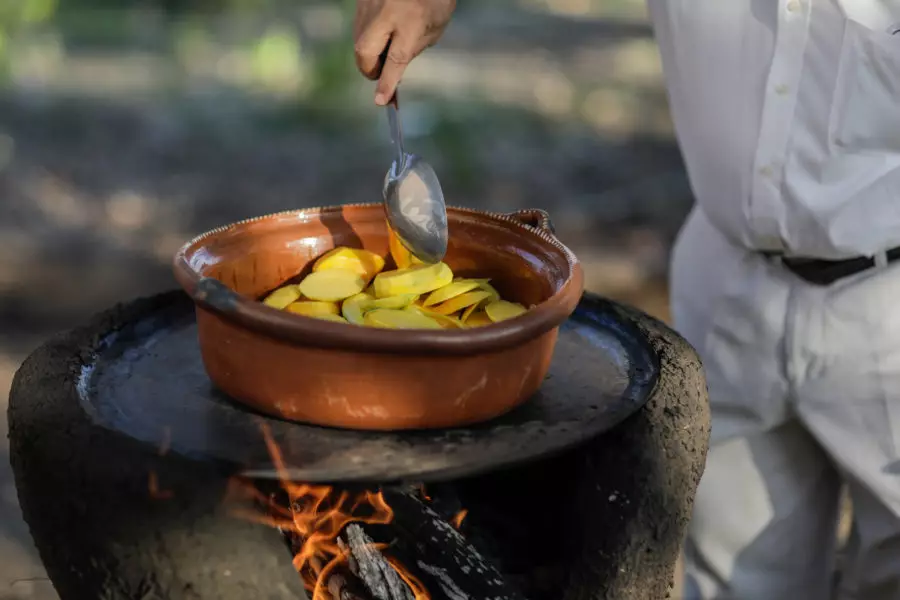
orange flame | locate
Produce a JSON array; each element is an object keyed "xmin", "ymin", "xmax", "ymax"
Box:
[
  {"xmin": 417, "ymin": 483, "xmax": 432, "ymax": 502},
  {"xmin": 226, "ymin": 423, "xmax": 432, "ymax": 599},
  {"xmin": 147, "ymin": 426, "xmax": 174, "ymax": 500},
  {"xmin": 450, "ymin": 509, "xmax": 468, "ymax": 530},
  {"xmin": 147, "ymin": 470, "xmax": 173, "ymax": 500}
]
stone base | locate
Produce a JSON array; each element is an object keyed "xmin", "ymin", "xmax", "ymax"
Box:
[{"xmin": 7, "ymin": 291, "xmax": 708, "ymax": 599}]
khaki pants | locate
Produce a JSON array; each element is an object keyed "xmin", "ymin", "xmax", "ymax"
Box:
[{"xmin": 672, "ymin": 207, "xmax": 900, "ymax": 600}]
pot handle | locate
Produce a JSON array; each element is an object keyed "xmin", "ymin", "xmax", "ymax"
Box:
[
  {"xmin": 505, "ymin": 208, "xmax": 557, "ymax": 236},
  {"xmin": 193, "ymin": 276, "xmax": 243, "ymax": 314}
]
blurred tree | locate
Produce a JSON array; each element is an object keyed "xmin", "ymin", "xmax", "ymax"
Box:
[
  {"xmin": 55, "ymin": 0, "xmax": 267, "ymax": 13},
  {"xmin": 0, "ymin": 0, "xmax": 58, "ymax": 73},
  {"xmin": 305, "ymin": 0, "xmax": 358, "ymax": 103}
]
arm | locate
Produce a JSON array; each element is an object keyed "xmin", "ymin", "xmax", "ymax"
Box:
[{"xmin": 353, "ymin": 0, "xmax": 457, "ymax": 105}]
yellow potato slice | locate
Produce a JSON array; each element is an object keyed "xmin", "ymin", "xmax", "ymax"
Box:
[
  {"xmin": 430, "ymin": 290, "xmax": 491, "ymax": 316},
  {"xmin": 485, "ymin": 300, "xmax": 528, "ymax": 323},
  {"xmin": 313, "ymin": 313, "xmax": 349, "ymax": 324},
  {"xmin": 475, "ymin": 280, "xmax": 501, "ymax": 303},
  {"xmin": 465, "ymin": 311, "xmax": 494, "ymax": 327},
  {"xmin": 298, "ymin": 269, "xmax": 367, "ymax": 302},
  {"xmin": 285, "ymin": 301, "xmax": 340, "ymax": 317},
  {"xmin": 371, "ymin": 293, "xmax": 419, "ymax": 310},
  {"xmin": 373, "ymin": 262, "xmax": 453, "ymax": 298},
  {"xmin": 262, "ymin": 244, "xmax": 533, "ymax": 330},
  {"xmin": 422, "ymin": 280, "xmax": 481, "ymax": 307},
  {"xmin": 453, "ymin": 278, "xmax": 501, "ymax": 303},
  {"xmin": 364, "ymin": 308, "xmax": 443, "ymax": 329},
  {"xmin": 387, "ymin": 224, "xmax": 423, "ymax": 270},
  {"xmin": 263, "ymin": 285, "xmax": 301, "ymax": 309},
  {"xmin": 342, "ymin": 292, "xmax": 374, "ymax": 325},
  {"xmin": 313, "ymin": 247, "xmax": 385, "ymax": 281},
  {"xmin": 461, "ymin": 300, "xmax": 484, "ymax": 322},
  {"xmin": 406, "ymin": 305, "xmax": 464, "ymax": 329},
  {"xmin": 456, "ymin": 280, "xmax": 495, "ymax": 321}
]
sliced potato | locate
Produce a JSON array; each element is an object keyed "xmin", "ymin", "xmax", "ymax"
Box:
[
  {"xmin": 263, "ymin": 245, "xmax": 532, "ymax": 330},
  {"xmin": 475, "ymin": 280, "xmax": 501, "ymax": 303},
  {"xmin": 313, "ymin": 247, "xmax": 385, "ymax": 281},
  {"xmin": 285, "ymin": 301, "xmax": 340, "ymax": 318},
  {"xmin": 423, "ymin": 280, "xmax": 481, "ymax": 307},
  {"xmin": 371, "ymin": 293, "xmax": 419, "ymax": 310},
  {"xmin": 342, "ymin": 292, "xmax": 374, "ymax": 325},
  {"xmin": 461, "ymin": 300, "xmax": 483, "ymax": 322},
  {"xmin": 465, "ymin": 311, "xmax": 494, "ymax": 327},
  {"xmin": 406, "ymin": 305, "xmax": 464, "ymax": 329},
  {"xmin": 373, "ymin": 262, "xmax": 453, "ymax": 298},
  {"xmin": 453, "ymin": 278, "xmax": 501, "ymax": 304},
  {"xmin": 387, "ymin": 224, "xmax": 423, "ymax": 270},
  {"xmin": 314, "ymin": 313, "xmax": 350, "ymax": 323},
  {"xmin": 485, "ymin": 300, "xmax": 527, "ymax": 322},
  {"xmin": 263, "ymin": 285, "xmax": 301, "ymax": 309},
  {"xmin": 364, "ymin": 308, "xmax": 443, "ymax": 329},
  {"xmin": 430, "ymin": 290, "xmax": 491, "ymax": 316},
  {"xmin": 298, "ymin": 269, "xmax": 367, "ymax": 302}
]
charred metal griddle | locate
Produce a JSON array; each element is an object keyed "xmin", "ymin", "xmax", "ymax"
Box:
[{"xmin": 77, "ymin": 292, "xmax": 658, "ymax": 483}]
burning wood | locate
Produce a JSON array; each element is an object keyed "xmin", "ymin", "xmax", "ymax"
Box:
[
  {"xmin": 341, "ymin": 524, "xmax": 417, "ymax": 600},
  {"xmin": 226, "ymin": 424, "xmax": 523, "ymax": 600},
  {"xmin": 227, "ymin": 427, "xmax": 428, "ymax": 599}
]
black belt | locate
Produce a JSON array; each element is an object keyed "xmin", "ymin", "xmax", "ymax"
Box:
[{"xmin": 766, "ymin": 247, "xmax": 900, "ymax": 286}]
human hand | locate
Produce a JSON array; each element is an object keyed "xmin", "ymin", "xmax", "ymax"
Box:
[{"xmin": 353, "ymin": 0, "xmax": 456, "ymax": 105}]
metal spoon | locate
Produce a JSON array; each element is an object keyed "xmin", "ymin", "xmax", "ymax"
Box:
[{"xmin": 382, "ymin": 93, "xmax": 449, "ymax": 264}]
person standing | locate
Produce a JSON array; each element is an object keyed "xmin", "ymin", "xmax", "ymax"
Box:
[
  {"xmin": 352, "ymin": 1, "xmax": 900, "ymax": 598},
  {"xmin": 649, "ymin": 2, "xmax": 900, "ymax": 598}
]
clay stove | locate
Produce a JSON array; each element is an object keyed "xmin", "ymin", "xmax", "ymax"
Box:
[{"xmin": 7, "ymin": 290, "xmax": 709, "ymax": 600}]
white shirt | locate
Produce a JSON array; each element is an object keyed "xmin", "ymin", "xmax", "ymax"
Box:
[{"xmin": 647, "ymin": 0, "xmax": 900, "ymax": 259}]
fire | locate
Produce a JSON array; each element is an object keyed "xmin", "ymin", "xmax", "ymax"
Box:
[
  {"xmin": 147, "ymin": 426, "xmax": 174, "ymax": 500},
  {"xmin": 226, "ymin": 423, "xmax": 431, "ymax": 600},
  {"xmin": 451, "ymin": 509, "xmax": 468, "ymax": 530},
  {"xmin": 417, "ymin": 483, "xmax": 432, "ymax": 502},
  {"xmin": 147, "ymin": 471, "xmax": 173, "ymax": 500}
]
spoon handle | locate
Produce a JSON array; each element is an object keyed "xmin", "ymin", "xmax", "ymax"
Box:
[{"xmin": 386, "ymin": 92, "xmax": 406, "ymax": 172}]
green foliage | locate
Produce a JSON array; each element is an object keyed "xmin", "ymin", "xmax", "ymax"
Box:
[
  {"xmin": 57, "ymin": 0, "xmax": 268, "ymax": 14},
  {"xmin": 0, "ymin": 0, "xmax": 58, "ymax": 65},
  {"xmin": 250, "ymin": 25, "xmax": 303, "ymax": 86},
  {"xmin": 305, "ymin": 0, "xmax": 360, "ymax": 105},
  {"xmin": 2, "ymin": 0, "xmax": 57, "ymax": 25}
]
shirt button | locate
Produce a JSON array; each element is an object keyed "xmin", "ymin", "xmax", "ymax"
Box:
[
  {"xmin": 787, "ymin": 0, "xmax": 801, "ymax": 12},
  {"xmin": 759, "ymin": 165, "xmax": 774, "ymax": 177},
  {"xmin": 774, "ymin": 84, "xmax": 790, "ymax": 95}
]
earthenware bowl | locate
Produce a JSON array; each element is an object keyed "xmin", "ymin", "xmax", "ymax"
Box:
[{"xmin": 173, "ymin": 203, "xmax": 583, "ymax": 431}]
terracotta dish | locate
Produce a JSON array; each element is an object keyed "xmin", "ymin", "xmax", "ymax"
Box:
[{"xmin": 173, "ymin": 204, "xmax": 583, "ymax": 431}]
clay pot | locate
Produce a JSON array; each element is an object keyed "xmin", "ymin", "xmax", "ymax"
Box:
[{"xmin": 173, "ymin": 203, "xmax": 583, "ymax": 431}]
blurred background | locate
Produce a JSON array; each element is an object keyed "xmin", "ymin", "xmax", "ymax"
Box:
[{"xmin": 0, "ymin": 0, "xmax": 693, "ymax": 597}]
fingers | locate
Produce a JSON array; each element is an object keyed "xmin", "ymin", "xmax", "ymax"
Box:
[
  {"xmin": 374, "ymin": 27, "xmax": 425, "ymax": 105},
  {"xmin": 354, "ymin": 15, "xmax": 393, "ymax": 81},
  {"xmin": 354, "ymin": 0, "xmax": 455, "ymax": 105}
]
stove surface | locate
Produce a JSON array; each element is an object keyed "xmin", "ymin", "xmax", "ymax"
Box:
[{"xmin": 80, "ymin": 292, "xmax": 658, "ymax": 482}]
